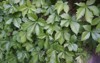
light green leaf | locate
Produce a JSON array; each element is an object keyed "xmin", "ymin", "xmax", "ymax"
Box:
[
  {"xmin": 76, "ymin": 7, "xmax": 85, "ymax": 20},
  {"xmin": 70, "ymin": 22, "xmax": 80, "ymax": 34},
  {"xmin": 60, "ymin": 13, "xmax": 70, "ymax": 19},
  {"xmin": 38, "ymin": 18, "xmax": 46, "ymax": 26},
  {"xmin": 46, "ymin": 13, "xmax": 55, "ymax": 24},
  {"xmin": 23, "ymin": 43, "xmax": 33, "ymax": 51},
  {"xmin": 27, "ymin": 24, "xmax": 35, "ymax": 41},
  {"xmin": 76, "ymin": 56, "xmax": 83, "ymax": 63},
  {"xmin": 6, "ymin": 18, "xmax": 13, "ymax": 24},
  {"xmin": 21, "ymin": 21, "xmax": 33, "ymax": 30},
  {"xmin": 28, "ymin": 13, "xmax": 38, "ymax": 21},
  {"xmin": 19, "ymin": 31, "xmax": 26, "ymax": 43},
  {"xmin": 55, "ymin": 1, "xmax": 64, "ymax": 14},
  {"xmin": 14, "ymin": 0, "xmax": 20, "ymax": 4},
  {"xmin": 85, "ymin": 8, "xmax": 93, "ymax": 24},
  {"xmin": 55, "ymin": 31, "xmax": 62, "ymax": 40},
  {"xmin": 75, "ymin": 2, "xmax": 85, "ymax": 6},
  {"xmin": 35, "ymin": 24, "xmax": 40, "ymax": 35},
  {"xmin": 58, "ymin": 36, "xmax": 64, "ymax": 45},
  {"xmin": 96, "ymin": 44, "xmax": 100, "ymax": 53},
  {"xmin": 13, "ymin": 18, "xmax": 21, "ymax": 28},
  {"xmin": 92, "ymin": 32, "xmax": 100, "ymax": 40},
  {"xmin": 49, "ymin": 51, "xmax": 57, "ymax": 63},
  {"xmin": 86, "ymin": 0, "xmax": 95, "ymax": 5},
  {"xmin": 83, "ymin": 25, "xmax": 91, "ymax": 31},
  {"xmin": 81, "ymin": 31, "xmax": 90, "ymax": 41},
  {"xmin": 64, "ymin": 32, "xmax": 70, "ymax": 41},
  {"xmin": 60, "ymin": 20, "xmax": 70, "ymax": 27},
  {"xmin": 68, "ymin": 44, "xmax": 78, "ymax": 51},
  {"xmin": 31, "ymin": 52, "xmax": 38, "ymax": 63},
  {"xmin": 92, "ymin": 17, "xmax": 100, "ymax": 25},
  {"xmin": 64, "ymin": 2, "xmax": 69, "ymax": 13},
  {"xmin": 89, "ymin": 6, "xmax": 99, "ymax": 16},
  {"xmin": 96, "ymin": 23, "xmax": 100, "ymax": 29}
]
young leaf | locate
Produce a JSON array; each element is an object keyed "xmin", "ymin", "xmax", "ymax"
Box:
[
  {"xmin": 64, "ymin": 2, "xmax": 69, "ymax": 14},
  {"xmin": 46, "ymin": 13, "xmax": 55, "ymax": 24},
  {"xmin": 55, "ymin": 1, "xmax": 64, "ymax": 14},
  {"xmin": 28, "ymin": 13, "xmax": 38, "ymax": 21},
  {"xmin": 60, "ymin": 13, "xmax": 70, "ymax": 19},
  {"xmin": 6, "ymin": 18, "xmax": 13, "ymax": 24},
  {"xmin": 92, "ymin": 32, "xmax": 100, "ymax": 40},
  {"xmin": 85, "ymin": 8, "xmax": 93, "ymax": 24},
  {"xmin": 76, "ymin": 7, "xmax": 85, "ymax": 20},
  {"xmin": 13, "ymin": 18, "xmax": 21, "ymax": 28},
  {"xmin": 35, "ymin": 24, "xmax": 40, "ymax": 35},
  {"xmin": 70, "ymin": 22, "xmax": 80, "ymax": 34},
  {"xmin": 55, "ymin": 31, "xmax": 62, "ymax": 40},
  {"xmin": 86, "ymin": 0, "xmax": 95, "ymax": 5},
  {"xmin": 75, "ymin": 2, "xmax": 85, "ymax": 6},
  {"xmin": 68, "ymin": 44, "xmax": 78, "ymax": 51},
  {"xmin": 49, "ymin": 51, "xmax": 57, "ymax": 63},
  {"xmin": 60, "ymin": 20, "xmax": 70, "ymax": 27},
  {"xmin": 19, "ymin": 31, "xmax": 26, "ymax": 43},
  {"xmin": 96, "ymin": 23, "xmax": 100, "ymax": 29},
  {"xmin": 89, "ymin": 6, "xmax": 99, "ymax": 16},
  {"xmin": 83, "ymin": 25, "xmax": 91, "ymax": 31},
  {"xmin": 81, "ymin": 31, "xmax": 90, "ymax": 41},
  {"xmin": 92, "ymin": 17, "xmax": 100, "ymax": 25}
]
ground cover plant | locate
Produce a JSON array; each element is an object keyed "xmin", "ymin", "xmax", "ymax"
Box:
[{"xmin": 0, "ymin": 0, "xmax": 100, "ymax": 63}]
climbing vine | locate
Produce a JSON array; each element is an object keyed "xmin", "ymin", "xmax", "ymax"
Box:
[{"xmin": 0, "ymin": 0, "xmax": 100, "ymax": 63}]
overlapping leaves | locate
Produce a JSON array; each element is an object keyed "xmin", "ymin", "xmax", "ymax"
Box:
[{"xmin": 0, "ymin": 0, "xmax": 100, "ymax": 63}]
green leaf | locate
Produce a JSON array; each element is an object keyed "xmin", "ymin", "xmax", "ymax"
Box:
[
  {"xmin": 76, "ymin": 7, "xmax": 85, "ymax": 20},
  {"xmin": 96, "ymin": 23, "xmax": 100, "ymax": 29},
  {"xmin": 92, "ymin": 32, "xmax": 100, "ymax": 40},
  {"xmin": 31, "ymin": 51, "xmax": 38, "ymax": 63},
  {"xmin": 14, "ymin": 0, "xmax": 20, "ymax": 4},
  {"xmin": 55, "ymin": 31, "xmax": 62, "ymax": 40},
  {"xmin": 28, "ymin": 13, "xmax": 38, "ymax": 21},
  {"xmin": 68, "ymin": 44, "xmax": 78, "ymax": 51},
  {"xmin": 75, "ymin": 2, "xmax": 85, "ymax": 6},
  {"xmin": 83, "ymin": 25, "xmax": 91, "ymax": 31},
  {"xmin": 64, "ymin": 2, "xmax": 69, "ymax": 13},
  {"xmin": 21, "ymin": 21, "xmax": 33, "ymax": 30},
  {"xmin": 85, "ymin": 8, "xmax": 93, "ymax": 24},
  {"xmin": 96, "ymin": 44, "xmax": 100, "ymax": 53},
  {"xmin": 64, "ymin": 32, "xmax": 70, "ymax": 41},
  {"xmin": 27, "ymin": 24, "xmax": 35, "ymax": 41},
  {"xmin": 49, "ymin": 51, "xmax": 57, "ymax": 63},
  {"xmin": 23, "ymin": 43, "xmax": 33, "ymax": 51},
  {"xmin": 46, "ymin": 13, "xmax": 55, "ymax": 24},
  {"xmin": 13, "ymin": 18, "xmax": 21, "ymax": 28},
  {"xmin": 35, "ymin": 24, "xmax": 40, "ymax": 35},
  {"xmin": 37, "ymin": 18, "xmax": 46, "ymax": 26},
  {"xmin": 92, "ymin": 17, "xmax": 100, "ymax": 25},
  {"xmin": 70, "ymin": 35, "xmax": 77, "ymax": 42},
  {"xmin": 60, "ymin": 20, "xmax": 70, "ymax": 27},
  {"xmin": 58, "ymin": 36, "xmax": 64, "ymax": 45},
  {"xmin": 19, "ymin": 31, "xmax": 26, "ymax": 43},
  {"xmin": 6, "ymin": 18, "xmax": 13, "ymax": 24},
  {"xmin": 81, "ymin": 31, "xmax": 90, "ymax": 41},
  {"xmin": 70, "ymin": 22, "xmax": 80, "ymax": 34},
  {"xmin": 55, "ymin": 1, "xmax": 64, "ymax": 14},
  {"xmin": 60, "ymin": 13, "xmax": 70, "ymax": 19},
  {"xmin": 89, "ymin": 6, "xmax": 99, "ymax": 16},
  {"xmin": 86, "ymin": 0, "xmax": 95, "ymax": 5},
  {"xmin": 76, "ymin": 56, "xmax": 83, "ymax": 63}
]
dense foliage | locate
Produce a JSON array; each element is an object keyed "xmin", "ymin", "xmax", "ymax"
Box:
[{"xmin": 0, "ymin": 0, "xmax": 100, "ymax": 63}]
